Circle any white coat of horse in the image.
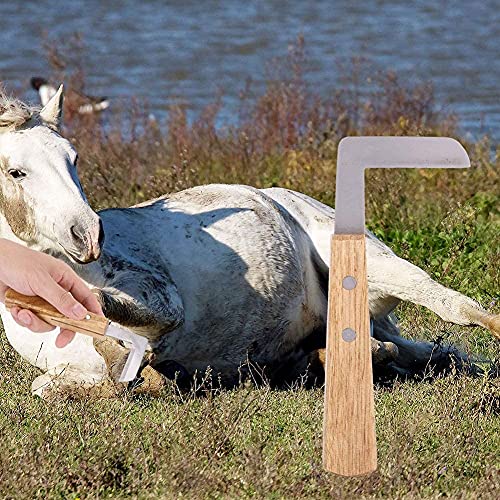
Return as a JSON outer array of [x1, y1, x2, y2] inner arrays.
[[0, 87, 498, 397]]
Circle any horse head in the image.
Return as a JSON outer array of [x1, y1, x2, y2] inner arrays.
[[0, 85, 103, 263]]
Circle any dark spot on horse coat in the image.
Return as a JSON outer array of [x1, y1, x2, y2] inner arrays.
[[104, 269, 115, 280], [104, 254, 125, 272], [0, 159, 36, 241], [95, 249, 184, 340]]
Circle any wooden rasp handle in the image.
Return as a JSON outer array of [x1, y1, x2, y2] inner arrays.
[[323, 234, 377, 476], [4, 289, 108, 339]]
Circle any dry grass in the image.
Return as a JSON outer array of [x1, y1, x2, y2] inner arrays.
[[0, 35, 498, 498]]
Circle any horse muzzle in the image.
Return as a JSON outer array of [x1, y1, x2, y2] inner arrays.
[[65, 218, 105, 263]]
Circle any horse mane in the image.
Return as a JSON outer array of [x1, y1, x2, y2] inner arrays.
[[0, 87, 40, 132]]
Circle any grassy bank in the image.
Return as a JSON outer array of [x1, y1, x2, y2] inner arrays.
[[0, 346, 499, 498], [0, 37, 499, 498]]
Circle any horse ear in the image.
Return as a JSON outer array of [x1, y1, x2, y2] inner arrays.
[[39, 84, 64, 130]]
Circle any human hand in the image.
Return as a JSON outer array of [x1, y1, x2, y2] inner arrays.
[[0, 239, 103, 347]]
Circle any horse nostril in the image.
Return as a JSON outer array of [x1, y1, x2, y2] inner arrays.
[[70, 224, 84, 243]]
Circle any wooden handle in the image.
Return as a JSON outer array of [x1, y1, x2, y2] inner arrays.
[[4, 289, 108, 339], [323, 234, 377, 476]]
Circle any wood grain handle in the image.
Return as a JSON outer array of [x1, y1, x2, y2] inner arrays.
[[4, 288, 108, 339], [323, 234, 377, 476]]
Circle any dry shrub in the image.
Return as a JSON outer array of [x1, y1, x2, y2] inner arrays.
[[39, 34, 481, 214]]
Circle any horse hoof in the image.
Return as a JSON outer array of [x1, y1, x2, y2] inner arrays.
[[371, 338, 399, 365], [132, 365, 168, 395]]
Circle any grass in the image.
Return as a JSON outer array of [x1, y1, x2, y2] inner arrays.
[[1, 334, 499, 499], [0, 36, 499, 498]]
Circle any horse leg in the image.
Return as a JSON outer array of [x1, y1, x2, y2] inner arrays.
[[86, 263, 185, 392], [1, 304, 117, 397], [302, 334, 399, 385], [368, 252, 500, 339], [371, 315, 476, 376], [263, 188, 498, 337], [306, 308, 479, 381]]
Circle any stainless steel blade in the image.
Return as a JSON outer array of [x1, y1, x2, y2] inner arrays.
[[335, 137, 470, 235], [105, 322, 149, 382]]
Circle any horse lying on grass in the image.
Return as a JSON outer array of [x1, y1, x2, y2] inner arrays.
[[0, 87, 498, 398]]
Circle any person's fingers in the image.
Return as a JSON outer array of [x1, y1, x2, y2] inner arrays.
[[31, 273, 88, 320], [11, 305, 75, 346], [55, 329, 76, 348], [10, 307, 56, 333], [57, 270, 104, 316]]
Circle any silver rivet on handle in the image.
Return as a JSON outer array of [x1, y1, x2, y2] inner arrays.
[[342, 276, 357, 290], [342, 328, 357, 342]]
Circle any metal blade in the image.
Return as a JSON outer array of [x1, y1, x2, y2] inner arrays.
[[118, 343, 145, 383], [335, 137, 470, 235], [105, 322, 149, 382]]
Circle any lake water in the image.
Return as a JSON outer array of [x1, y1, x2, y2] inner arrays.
[[1, 0, 498, 140]]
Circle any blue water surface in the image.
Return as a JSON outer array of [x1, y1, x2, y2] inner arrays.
[[1, 1, 498, 140]]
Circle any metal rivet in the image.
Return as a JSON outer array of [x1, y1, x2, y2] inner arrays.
[[342, 328, 357, 342], [342, 276, 357, 290], [85, 314, 91, 320]]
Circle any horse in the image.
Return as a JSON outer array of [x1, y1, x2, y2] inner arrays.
[[0, 86, 498, 398]]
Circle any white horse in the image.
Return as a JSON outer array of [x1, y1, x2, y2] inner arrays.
[[0, 87, 498, 397]]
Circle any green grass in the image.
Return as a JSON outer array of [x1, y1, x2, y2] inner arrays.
[[1, 325, 499, 499]]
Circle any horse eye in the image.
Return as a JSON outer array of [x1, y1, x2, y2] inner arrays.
[[8, 169, 26, 180]]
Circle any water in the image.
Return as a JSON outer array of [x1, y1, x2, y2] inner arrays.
[[1, 0, 499, 140]]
